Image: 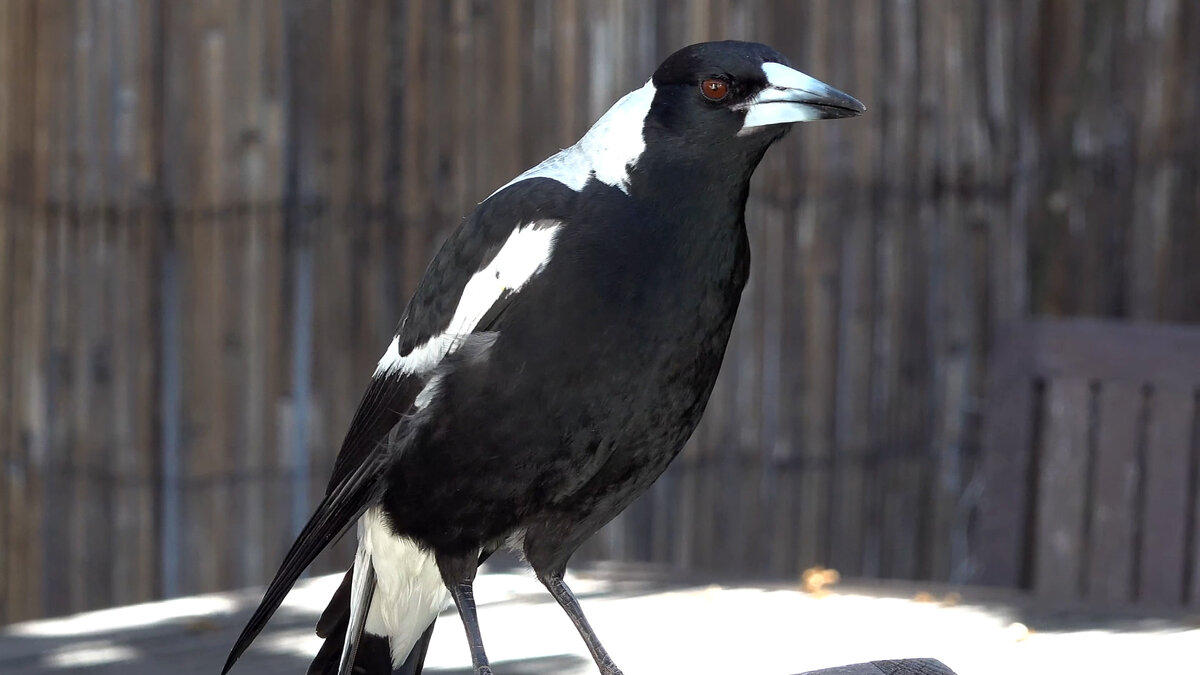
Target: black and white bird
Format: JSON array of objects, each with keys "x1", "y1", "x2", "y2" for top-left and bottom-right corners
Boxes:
[{"x1": 222, "y1": 40, "x2": 863, "y2": 675}]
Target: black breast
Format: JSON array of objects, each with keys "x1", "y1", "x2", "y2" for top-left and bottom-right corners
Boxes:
[{"x1": 382, "y1": 180, "x2": 751, "y2": 555}]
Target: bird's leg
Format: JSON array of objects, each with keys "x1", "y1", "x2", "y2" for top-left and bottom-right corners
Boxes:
[
  {"x1": 437, "y1": 552, "x2": 493, "y2": 675},
  {"x1": 448, "y1": 582, "x2": 491, "y2": 675},
  {"x1": 536, "y1": 571, "x2": 623, "y2": 675}
]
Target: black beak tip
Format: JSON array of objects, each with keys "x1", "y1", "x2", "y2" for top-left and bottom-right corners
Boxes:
[
  {"x1": 838, "y1": 92, "x2": 867, "y2": 117},
  {"x1": 815, "y1": 96, "x2": 866, "y2": 120}
]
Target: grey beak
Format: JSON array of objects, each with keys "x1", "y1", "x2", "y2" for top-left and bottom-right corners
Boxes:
[{"x1": 739, "y1": 62, "x2": 865, "y2": 131}]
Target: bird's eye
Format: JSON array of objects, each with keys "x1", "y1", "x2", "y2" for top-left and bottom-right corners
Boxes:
[{"x1": 700, "y1": 78, "x2": 729, "y2": 101}]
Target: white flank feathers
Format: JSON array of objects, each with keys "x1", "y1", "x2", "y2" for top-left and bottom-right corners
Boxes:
[
  {"x1": 356, "y1": 507, "x2": 450, "y2": 666},
  {"x1": 374, "y1": 221, "x2": 561, "y2": 378},
  {"x1": 493, "y1": 79, "x2": 656, "y2": 196}
]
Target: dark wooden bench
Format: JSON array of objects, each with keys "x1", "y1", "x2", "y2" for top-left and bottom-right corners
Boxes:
[
  {"x1": 799, "y1": 659, "x2": 956, "y2": 674},
  {"x1": 974, "y1": 318, "x2": 1200, "y2": 605}
]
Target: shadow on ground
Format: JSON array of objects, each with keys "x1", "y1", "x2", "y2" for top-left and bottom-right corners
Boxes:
[{"x1": 427, "y1": 654, "x2": 590, "y2": 674}]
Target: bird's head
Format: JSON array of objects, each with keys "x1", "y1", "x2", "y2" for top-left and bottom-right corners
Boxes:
[
  {"x1": 502, "y1": 41, "x2": 863, "y2": 208},
  {"x1": 647, "y1": 40, "x2": 865, "y2": 145},
  {"x1": 588, "y1": 40, "x2": 867, "y2": 208}
]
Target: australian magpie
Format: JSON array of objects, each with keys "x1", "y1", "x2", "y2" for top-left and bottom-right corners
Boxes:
[{"x1": 222, "y1": 40, "x2": 863, "y2": 675}]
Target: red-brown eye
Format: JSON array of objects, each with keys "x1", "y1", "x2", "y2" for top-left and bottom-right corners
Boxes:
[{"x1": 700, "y1": 78, "x2": 729, "y2": 101}]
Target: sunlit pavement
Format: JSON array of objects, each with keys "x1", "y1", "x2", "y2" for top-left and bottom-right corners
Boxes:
[{"x1": 3, "y1": 562, "x2": 1199, "y2": 674}]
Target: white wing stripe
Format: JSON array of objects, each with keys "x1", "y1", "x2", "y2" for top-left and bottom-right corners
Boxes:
[{"x1": 374, "y1": 221, "x2": 561, "y2": 377}]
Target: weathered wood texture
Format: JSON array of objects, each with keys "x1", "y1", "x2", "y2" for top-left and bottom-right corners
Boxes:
[
  {"x1": 1, "y1": 1, "x2": 1198, "y2": 622},
  {"x1": 799, "y1": 659, "x2": 957, "y2": 675},
  {"x1": 976, "y1": 318, "x2": 1200, "y2": 606}
]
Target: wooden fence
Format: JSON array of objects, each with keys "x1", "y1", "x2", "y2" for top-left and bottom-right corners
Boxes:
[
  {"x1": 976, "y1": 318, "x2": 1200, "y2": 606},
  {"x1": 1, "y1": 0, "x2": 1198, "y2": 622}
]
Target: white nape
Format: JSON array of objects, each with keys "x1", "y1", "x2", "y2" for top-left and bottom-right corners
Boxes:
[
  {"x1": 493, "y1": 79, "x2": 656, "y2": 197},
  {"x1": 374, "y1": 221, "x2": 561, "y2": 378}
]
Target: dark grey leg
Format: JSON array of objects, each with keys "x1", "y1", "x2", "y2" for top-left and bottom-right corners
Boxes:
[
  {"x1": 536, "y1": 571, "x2": 623, "y2": 675},
  {"x1": 437, "y1": 553, "x2": 492, "y2": 675}
]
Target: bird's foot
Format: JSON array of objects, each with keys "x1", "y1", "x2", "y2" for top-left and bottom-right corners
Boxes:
[
  {"x1": 476, "y1": 667, "x2": 493, "y2": 675},
  {"x1": 598, "y1": 662, "x2": 624, "y2": 675}
]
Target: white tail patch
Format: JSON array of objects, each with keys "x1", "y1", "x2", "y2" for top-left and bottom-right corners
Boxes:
[{"x1": 356, "y1": 507, "x2": 449, "y2": 667}]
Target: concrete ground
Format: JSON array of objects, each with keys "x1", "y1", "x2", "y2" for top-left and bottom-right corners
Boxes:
[{"x1": 3, "y1": 562, "x2": 1198, "y2": 674}]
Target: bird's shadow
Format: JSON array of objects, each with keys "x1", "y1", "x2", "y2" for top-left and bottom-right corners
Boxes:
[{"x1": 426, "y1": 654, "x2": 590, "y2": 675}]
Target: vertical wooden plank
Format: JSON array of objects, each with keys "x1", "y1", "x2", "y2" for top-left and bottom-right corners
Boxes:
[
  {"x1": 125, "y1": 203, "x2": 159, "y2": 604},
  {"x1": 0, "y1": 0, "x2": 16, "y2": 625},
  {"x1": 930, "y1": 0, "x2": 986, "y2": 584},
  {"x1": 0, "y1": 190, "x2": 9, "y2": 620},
  {"x1": 310, "y1": 0, "x2": 361, "y2": 571},
  {"x1": 1035, "y1": 377, "x2": 1091, "y2": 599},
  {"x1": 1085, "y1": 381, "x2": 1142, "y2": 603},
  {"x1": 1172, "y1": 1, "x2": 1200, "y2": 324},
  {"x1": 238, "y1": 0, "x2": 287, "y2": 588},
  {"x1": 793, "y1": 0, "x2": 837, "y2": 577},
  {"x1": 989, "y1": 0, "x2": 1030, "y2": 328},
  {"x1": 825, "y1": 0, "x2": 879, "y2": 581},
  {"x1": 397, "y1": 0, "x2": 430, "y2": 298},
  {"x1": 158, "y1": 0, "x2": 184, "y2": 600},
  {"x1": 65, "y1": 0, "x2": 93, "y2": 614},
  {"x1": 1138, "y1": 384, "x2": 1194, "y2": 605},
  {"x1": 727, "y1": 0, "x2": 766, "y2": 573},
  {"x1": 172, "y1": 0, "x2": 234, "y2": 595},
  {"x1": 876, "y1": 0, "x2": 926, "y2": 581},
  {"x1": 1189, "y1": 388, "x2": 1200, "y2": 608},
  {"x1": 1127, "y1": 0, "x2": 1181, "y2": 321},
  {"x1": 260, "y1": 0, "x2": 289, "y2": 586},
  {"x1": 1028, "y1": 0, "x2": 1083, "y2": 317},
  {"x1": 90, "y1": 2, "x2": 121, "y2": 612},
  {"x1": 229, "y1": 0, "x2": 263, "y2": 588},
  {"x1": 280, "y1": 0, "x2": 322, "y2": 555},
  {"x1": 352, "y1": 0, "x2": 394, "y2": 408},
  {"x1": 0, "y1": 222, "x2": 8, "y2": 621},
  {"x1": 969, "y1": 10, "x2": 1036, "y2": 576},
  {"x1": 103, "y1": 0, "x2": 158, "y2": 609},
  {"x1": 38, "y1": 0, "x2": 72, "y2": 619}
]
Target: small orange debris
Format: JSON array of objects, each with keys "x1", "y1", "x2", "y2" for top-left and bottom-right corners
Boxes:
[
  {"x1": 1006, "y1": 621, "x2": 1030, "y2": 642},
  {"x1": 801, "y1": 566, "x2": 840, "y2": 594}
]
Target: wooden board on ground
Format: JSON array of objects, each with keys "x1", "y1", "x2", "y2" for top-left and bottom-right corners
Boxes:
[{"x1": 800, "y1": 659, "x2": 956, "y2": 675}]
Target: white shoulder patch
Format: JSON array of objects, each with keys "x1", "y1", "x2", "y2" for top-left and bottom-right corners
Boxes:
[
  {"x1": 492, "y1": 79, "x2": 656, "y2": 196},
  {"x1": 373, "y1": 221, "x2": 561, "y2": 378}
]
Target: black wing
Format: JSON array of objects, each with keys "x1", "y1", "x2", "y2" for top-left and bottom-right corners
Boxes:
[
  {"x1": 325, "y1": 177, "x2": 578, "y2": 493},
  {"x1": 222, "y1": 177, "x2": 578, "y2": 674}
]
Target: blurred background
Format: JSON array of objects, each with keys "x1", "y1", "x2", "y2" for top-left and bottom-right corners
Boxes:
[{"x1": 1, "y1": 0, "x2": 1198, "y2": 633}]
